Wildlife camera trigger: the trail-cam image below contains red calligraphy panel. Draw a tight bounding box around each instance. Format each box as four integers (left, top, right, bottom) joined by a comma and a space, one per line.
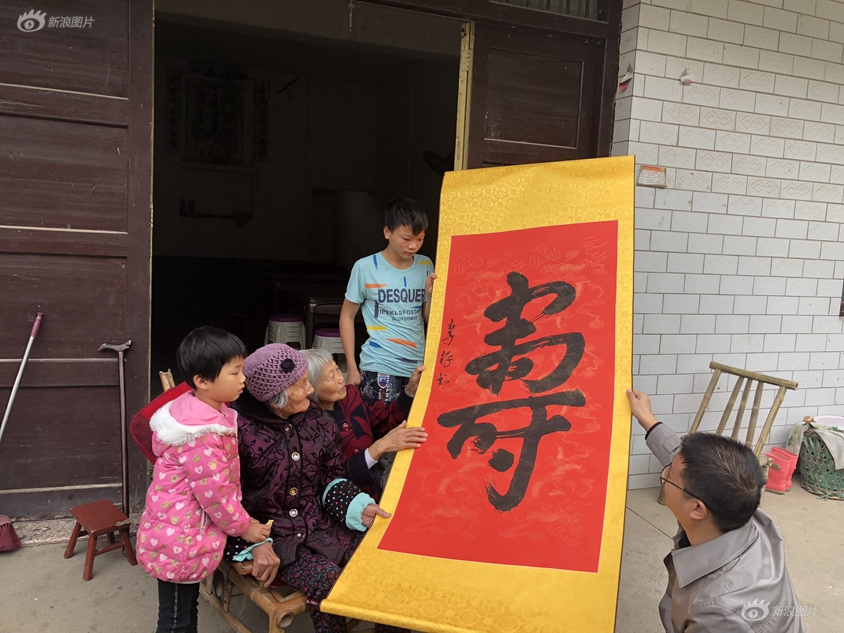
378, 221, 618, 572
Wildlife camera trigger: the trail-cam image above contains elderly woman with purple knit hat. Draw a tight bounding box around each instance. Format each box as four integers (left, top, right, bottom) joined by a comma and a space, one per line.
230, 344, 404, 633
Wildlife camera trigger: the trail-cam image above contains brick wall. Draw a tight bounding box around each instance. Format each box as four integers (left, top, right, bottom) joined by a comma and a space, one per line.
615, 0, 844, 488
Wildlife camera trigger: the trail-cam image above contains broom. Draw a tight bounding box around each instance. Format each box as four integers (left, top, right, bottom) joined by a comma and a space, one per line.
0, 312, 43, 553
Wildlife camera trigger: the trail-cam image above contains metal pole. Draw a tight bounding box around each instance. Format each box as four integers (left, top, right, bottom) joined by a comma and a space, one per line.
118, 350, 129, 516
98, 341, 132, 516
0, 313, 43, 444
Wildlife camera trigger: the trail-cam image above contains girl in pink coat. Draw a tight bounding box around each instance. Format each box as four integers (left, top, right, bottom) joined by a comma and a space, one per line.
137, 327, 270, 633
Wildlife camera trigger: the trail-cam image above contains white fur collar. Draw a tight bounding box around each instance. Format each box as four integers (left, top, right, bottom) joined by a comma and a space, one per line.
150, 401, 237, 446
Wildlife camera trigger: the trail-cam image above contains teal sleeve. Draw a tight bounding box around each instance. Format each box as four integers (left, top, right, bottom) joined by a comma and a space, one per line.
322, 478, 374, 530
322, 478, 344, 504
345, 492, 377, 532
231, 538, 273, 562
345, 260, 366, 304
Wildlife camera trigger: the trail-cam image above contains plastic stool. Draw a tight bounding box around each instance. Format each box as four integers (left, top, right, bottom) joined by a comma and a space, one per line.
265, 314, 305, 349
313, 328, 347, 377
64, 499, 136, 581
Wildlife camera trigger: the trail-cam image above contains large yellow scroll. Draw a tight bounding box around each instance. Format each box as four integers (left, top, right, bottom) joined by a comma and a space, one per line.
323, 156, 635, 632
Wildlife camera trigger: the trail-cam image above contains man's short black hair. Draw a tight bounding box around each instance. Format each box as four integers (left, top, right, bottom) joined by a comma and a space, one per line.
679, 432, 764, 532
384, 197, 428, 235
176, 326, 247, 389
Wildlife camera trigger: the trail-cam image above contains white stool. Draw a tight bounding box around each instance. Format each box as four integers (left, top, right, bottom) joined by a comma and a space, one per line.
265, 314, 305, 349
313, 328, 347, 377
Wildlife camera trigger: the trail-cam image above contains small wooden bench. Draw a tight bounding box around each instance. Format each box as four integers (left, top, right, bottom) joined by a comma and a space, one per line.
64, 498, 136, 581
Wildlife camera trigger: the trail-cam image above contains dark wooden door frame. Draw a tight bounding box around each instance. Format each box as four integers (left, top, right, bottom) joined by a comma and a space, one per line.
359, 0, 621, 158
127, 0, 155, 507
359, 0, 615, 36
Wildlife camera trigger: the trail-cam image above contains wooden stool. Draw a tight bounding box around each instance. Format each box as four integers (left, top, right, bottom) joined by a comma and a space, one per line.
64, 499, 137, 581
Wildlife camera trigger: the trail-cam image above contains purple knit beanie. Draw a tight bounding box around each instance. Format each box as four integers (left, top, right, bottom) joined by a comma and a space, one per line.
243, 344, 308, 402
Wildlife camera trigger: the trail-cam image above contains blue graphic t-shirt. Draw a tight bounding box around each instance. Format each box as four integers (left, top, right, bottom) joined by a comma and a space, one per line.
345, 252, 434, 378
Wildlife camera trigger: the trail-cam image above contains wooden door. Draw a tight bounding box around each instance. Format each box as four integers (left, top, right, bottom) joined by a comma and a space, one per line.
0, 1, 152, 518
458, 22, 608, 169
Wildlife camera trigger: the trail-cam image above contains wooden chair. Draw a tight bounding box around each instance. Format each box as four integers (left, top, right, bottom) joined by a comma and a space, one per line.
689, 362, 798, 457
657, 362, 798, 504
202, 561, 314, 633
132, 373, 358, 633
159, 369, 176, 391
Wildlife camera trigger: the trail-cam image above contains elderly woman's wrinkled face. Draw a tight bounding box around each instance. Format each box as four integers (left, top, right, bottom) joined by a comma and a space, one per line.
277, 372, 313, 417
315, 362, 347, 408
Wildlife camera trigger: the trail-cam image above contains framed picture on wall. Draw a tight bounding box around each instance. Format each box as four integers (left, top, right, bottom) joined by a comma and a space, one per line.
182, 75, 253, 166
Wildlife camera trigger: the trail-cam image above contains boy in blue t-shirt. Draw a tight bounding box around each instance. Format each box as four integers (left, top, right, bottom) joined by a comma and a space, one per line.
340, 198, 435, 402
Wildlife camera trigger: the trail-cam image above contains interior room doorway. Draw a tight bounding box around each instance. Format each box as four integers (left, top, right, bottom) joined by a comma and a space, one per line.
150, 0, 462, 382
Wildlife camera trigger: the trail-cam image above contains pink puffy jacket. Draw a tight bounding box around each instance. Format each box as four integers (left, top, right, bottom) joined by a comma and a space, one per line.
136, 392, 252, 583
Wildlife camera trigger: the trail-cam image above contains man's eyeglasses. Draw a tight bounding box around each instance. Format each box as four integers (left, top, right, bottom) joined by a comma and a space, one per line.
660, 465, 709, 508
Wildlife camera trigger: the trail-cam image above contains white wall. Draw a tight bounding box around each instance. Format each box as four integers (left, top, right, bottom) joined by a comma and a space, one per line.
615, 0, 844, 489
153, 58, 378, 260
152, 55, 458, 263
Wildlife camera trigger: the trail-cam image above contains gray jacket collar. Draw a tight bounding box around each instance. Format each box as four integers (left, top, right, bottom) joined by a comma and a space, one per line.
669, 518, 758, 588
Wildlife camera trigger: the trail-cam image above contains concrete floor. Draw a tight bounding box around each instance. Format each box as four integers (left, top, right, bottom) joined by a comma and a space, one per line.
0, 477, 840, 633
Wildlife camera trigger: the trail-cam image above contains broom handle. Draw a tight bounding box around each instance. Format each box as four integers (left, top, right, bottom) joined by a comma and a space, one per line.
0, 313, 43, 445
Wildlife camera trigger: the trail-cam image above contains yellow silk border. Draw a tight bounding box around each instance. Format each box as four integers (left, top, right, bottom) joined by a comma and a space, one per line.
323, 156, 635, 633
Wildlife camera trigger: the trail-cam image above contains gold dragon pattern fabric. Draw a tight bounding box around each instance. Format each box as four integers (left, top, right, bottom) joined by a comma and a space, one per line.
322, 157, 635, 633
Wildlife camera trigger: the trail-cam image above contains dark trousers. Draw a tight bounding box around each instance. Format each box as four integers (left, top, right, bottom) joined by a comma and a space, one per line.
359, 370, 409, 403
359, 371, 411, 486
156, 580, 199, 633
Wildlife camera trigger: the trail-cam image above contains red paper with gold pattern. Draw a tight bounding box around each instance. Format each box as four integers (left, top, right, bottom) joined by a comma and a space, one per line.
378, 221, 618, 572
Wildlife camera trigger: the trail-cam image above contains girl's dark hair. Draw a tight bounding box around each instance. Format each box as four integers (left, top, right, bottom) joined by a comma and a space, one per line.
679, 433, 764, 533
384, 197, 428, 235
176, 326, 247, 389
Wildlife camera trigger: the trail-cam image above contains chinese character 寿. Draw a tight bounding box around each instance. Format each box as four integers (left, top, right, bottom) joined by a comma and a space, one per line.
438, 271, 586, 512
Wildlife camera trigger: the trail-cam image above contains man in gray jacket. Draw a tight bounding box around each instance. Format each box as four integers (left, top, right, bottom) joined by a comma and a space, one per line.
627, 389, 805, 633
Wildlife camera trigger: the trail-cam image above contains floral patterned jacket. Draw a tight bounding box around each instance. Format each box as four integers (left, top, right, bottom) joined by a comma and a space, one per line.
330, 385, 412, 500
233, 393, 370, 569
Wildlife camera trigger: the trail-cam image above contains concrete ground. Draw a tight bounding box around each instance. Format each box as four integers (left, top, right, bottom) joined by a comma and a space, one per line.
0, 476, 840, 633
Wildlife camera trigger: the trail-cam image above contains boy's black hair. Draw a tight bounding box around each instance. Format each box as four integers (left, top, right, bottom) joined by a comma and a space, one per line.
678, 432, 764, 533
384, 197, 428, 235
176, 326, 247, 389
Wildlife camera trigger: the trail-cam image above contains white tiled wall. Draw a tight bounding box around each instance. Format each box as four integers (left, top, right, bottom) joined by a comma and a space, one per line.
616, 0, 844, 489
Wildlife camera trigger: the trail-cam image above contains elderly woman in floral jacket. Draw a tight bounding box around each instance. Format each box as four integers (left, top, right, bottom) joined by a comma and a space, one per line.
230, 344, 403, 633
300, 348, 428, 501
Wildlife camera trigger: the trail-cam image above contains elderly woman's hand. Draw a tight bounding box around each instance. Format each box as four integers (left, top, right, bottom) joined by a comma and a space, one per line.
360, 503, 391, 529
405, 365, 425, 398
249, 542, 280, 587
369, 421, 427, 461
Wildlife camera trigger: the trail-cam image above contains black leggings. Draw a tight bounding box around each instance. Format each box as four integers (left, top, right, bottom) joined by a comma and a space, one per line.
156, 580, 199, 633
